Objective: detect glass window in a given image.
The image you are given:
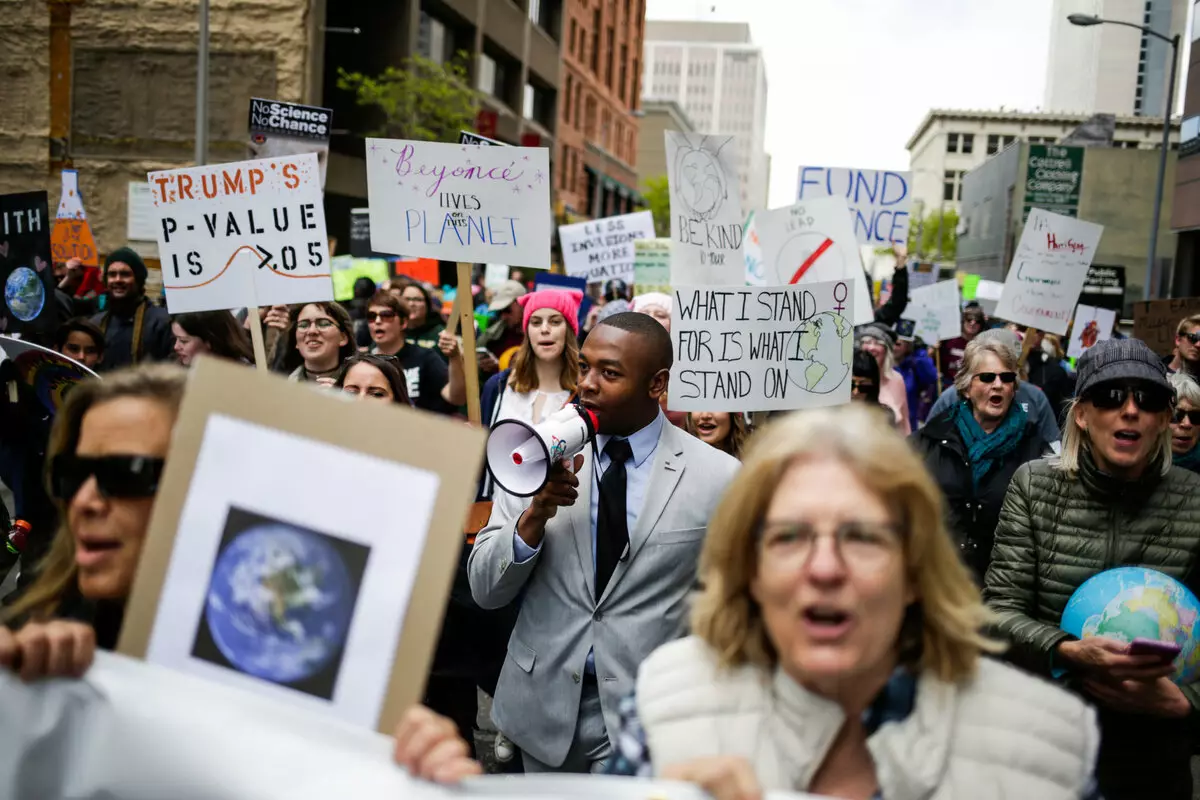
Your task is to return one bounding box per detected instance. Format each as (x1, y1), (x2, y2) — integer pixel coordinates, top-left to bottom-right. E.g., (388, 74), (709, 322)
(943, 170), (956, 202)
(523, 84), (535, 119)
(946, 133), (959, 154)
(961, 133), (974, 154)
(987, 134), (999, 155)
(529, 0), (541, 25)
(477, 53), (497, 95)
(417, 12), (448, 65)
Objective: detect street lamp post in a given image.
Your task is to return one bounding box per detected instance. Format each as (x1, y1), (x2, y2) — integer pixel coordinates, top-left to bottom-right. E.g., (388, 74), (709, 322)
(1069, 13), (1180, 300)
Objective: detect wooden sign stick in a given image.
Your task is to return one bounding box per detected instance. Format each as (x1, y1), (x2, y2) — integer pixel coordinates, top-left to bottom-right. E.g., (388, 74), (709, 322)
(1017, 326), (1037, 371)
(456, 262), (482, 424)
(247, 304), (269, 371)
(933, 346), (943, 395)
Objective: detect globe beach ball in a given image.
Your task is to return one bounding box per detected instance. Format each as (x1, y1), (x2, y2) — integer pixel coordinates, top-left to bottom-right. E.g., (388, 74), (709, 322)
(1061, 566), (1200, 683)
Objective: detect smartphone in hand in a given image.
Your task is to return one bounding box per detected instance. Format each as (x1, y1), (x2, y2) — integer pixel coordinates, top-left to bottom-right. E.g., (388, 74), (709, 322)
(1129, 638), (1182, 661)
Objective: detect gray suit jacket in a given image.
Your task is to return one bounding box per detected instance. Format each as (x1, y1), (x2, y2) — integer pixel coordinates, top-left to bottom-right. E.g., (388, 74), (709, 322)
(467, 421), (740, 768)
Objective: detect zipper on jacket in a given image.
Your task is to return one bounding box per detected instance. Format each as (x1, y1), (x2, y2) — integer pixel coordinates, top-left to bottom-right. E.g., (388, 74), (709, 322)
(1103, 504), (1118, 568)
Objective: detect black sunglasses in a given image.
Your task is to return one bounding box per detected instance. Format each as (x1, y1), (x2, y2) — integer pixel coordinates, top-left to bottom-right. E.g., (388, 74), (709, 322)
(366, 310), (399, 322)
(1183, 332), (1200, 345)
(1086, 383), (1173, 413)
(974, 372), (1017, 385)
(1174, 409), (1200, 425)
(51, 454), (165, 501)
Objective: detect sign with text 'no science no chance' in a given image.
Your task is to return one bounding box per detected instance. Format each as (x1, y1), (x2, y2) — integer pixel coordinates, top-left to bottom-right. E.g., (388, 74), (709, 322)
(670, 278), (854, 414)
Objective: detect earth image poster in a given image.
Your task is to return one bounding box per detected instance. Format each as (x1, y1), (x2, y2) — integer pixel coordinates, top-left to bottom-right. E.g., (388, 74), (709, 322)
(0, 191), (53, 335)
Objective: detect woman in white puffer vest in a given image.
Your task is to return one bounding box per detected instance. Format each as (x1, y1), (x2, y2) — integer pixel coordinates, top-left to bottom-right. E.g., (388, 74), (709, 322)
(394, 405), (1103, 799)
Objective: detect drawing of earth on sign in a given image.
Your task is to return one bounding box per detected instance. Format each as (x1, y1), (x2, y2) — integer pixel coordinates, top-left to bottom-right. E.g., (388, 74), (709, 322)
(773, 231), (850, 286)
(790, 312), (852, 394)
(5, 267), (46, 322)
(673, 144), (728, 220)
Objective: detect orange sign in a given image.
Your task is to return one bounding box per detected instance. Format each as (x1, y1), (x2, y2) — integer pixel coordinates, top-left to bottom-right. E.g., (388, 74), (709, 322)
(394, 257), (439, 284)
(51, 218), (99, 267)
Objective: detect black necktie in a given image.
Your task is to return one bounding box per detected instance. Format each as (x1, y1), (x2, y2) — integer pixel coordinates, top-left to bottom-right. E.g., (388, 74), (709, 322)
(595, 438), (633, 600)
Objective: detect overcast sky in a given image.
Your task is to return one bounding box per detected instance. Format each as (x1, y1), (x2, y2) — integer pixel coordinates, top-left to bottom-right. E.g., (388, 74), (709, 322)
(645, 0), (1055, 206)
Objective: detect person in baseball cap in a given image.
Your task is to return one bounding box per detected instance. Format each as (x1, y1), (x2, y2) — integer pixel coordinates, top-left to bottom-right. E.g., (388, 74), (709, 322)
(476, 279), (529, 375)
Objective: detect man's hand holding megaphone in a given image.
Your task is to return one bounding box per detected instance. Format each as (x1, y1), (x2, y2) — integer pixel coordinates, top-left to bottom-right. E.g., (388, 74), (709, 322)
(516, 453), (585, 549)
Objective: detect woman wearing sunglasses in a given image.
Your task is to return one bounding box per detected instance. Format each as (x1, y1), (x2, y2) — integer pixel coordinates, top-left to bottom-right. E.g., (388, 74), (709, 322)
(0, 365), (185, 680)
(282, 302), (357, 382)
(914, 337), (1046, 581)
(984, 338), (1200, 800)
(1168, 373), (1200, 473)
(333, 353), (412, 405)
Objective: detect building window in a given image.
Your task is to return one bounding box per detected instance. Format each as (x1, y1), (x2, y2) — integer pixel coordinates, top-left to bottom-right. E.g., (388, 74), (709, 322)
(523, 81), (555, 128)
(477, 53), (497, 96)
(943, 170), (966, 202)
(591, 10), (601, 73)
(618, 44), (628, 102)
(564, 73), (573, 120)
(570, 19), (577, 57)
(631, 57), (640, 109)
(417, 12), (449, 65)
(961, 133), (974, 154)
(946, 133), (960, 153)
(986, 134), (999, 155)
(573, 81), (582, 127)
(529, 0), (541, 25)
(605, 27), (615, 87)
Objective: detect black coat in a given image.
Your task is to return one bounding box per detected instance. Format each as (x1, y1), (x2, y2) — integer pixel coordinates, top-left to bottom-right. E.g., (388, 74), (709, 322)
(1026, 351), (1076, 422)
(912, 407), (1047, 580)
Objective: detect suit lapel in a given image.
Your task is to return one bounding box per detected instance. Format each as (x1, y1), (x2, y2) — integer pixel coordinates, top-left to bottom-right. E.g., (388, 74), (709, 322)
(572, 446), (596, 602)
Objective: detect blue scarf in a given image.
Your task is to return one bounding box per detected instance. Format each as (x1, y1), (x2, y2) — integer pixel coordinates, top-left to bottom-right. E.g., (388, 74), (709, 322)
(952, 399), (1028, 490)
(1174, 446), (1200, 474)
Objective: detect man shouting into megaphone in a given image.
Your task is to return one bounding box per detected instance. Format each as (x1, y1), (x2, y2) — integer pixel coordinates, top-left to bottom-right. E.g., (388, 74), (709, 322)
(468, 312), (740, 774)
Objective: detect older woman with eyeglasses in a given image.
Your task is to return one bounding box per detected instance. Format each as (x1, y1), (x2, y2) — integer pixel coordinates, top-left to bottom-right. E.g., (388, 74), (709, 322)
(393, 405), (1102, 798)
(1168, 373), (1200, 473)
(913, 336), (1047, 581)
(984, 338), (1200, 800)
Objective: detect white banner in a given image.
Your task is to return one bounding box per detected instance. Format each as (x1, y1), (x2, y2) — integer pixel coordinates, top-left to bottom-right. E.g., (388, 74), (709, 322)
(796, 166), (912, 246)
(365, 138), (551, 269)
(1067, 303), (1117, 359)
(905, 279), (961, 344)
(558, 210), (655, 283)
(666, 132), (745, 285)
(670, 279), (854, 413)
(148, 153), (332, 313)
(993, 209), (1104, 336)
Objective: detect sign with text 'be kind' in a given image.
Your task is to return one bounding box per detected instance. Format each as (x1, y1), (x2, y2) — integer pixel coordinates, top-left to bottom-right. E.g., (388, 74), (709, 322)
(993, 208), (1104, 337)
(148, 153), (332, 313)
(558, 210), (655, 283)
(666, 132), (744, 285)
(365, 138), (551, 269)
(796, 167), (912, 246)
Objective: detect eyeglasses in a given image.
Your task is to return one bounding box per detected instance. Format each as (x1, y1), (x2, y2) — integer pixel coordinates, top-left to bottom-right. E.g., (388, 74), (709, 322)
(50, 454), (165, 501)
(1173, 409), (1200, 425)
(758, 520), (901, 571)
(296, 319), (336, 331)
(974, 372), (1017, 385)
(851, 379), (876, 396)
(1086, 383), (1173, 413)
(366, 310), (399, 322)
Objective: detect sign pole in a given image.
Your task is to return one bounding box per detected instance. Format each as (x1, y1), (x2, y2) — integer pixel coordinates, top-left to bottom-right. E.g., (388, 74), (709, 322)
(933, 347), (943, 395)
(247, 303), (269, 371)
(456, 262), (481, 424)
(1018, 326), (1037, 372)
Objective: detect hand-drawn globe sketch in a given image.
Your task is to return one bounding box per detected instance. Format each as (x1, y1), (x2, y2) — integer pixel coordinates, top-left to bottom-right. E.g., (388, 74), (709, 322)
(4, 267), (45, 322)
(788, 311), (853, 394)
(772, 231), (850, 286)
(673, 145), (727, 220)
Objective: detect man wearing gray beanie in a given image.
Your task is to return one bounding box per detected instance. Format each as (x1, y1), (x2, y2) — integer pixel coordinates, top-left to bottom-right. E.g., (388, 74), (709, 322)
(89, 247), (174, 370)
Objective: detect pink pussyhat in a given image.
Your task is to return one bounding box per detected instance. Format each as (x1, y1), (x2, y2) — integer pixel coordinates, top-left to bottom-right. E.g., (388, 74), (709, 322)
(518, 289), (584, 336)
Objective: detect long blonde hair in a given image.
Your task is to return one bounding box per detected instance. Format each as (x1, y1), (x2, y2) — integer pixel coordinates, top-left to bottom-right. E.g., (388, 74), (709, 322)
(1055, 396), (1173, 478)
(3, 364), (187, 624)
(690, 404), (1001, 683)
(686, 412), (749, 460)
(508, 318), (579, 394)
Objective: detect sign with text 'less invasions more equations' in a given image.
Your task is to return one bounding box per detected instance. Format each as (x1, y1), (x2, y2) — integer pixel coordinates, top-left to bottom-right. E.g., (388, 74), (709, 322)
(365, 138), (551, 270)
(558, 210), (655, 283)
(634, 238), (671, 294)
(670, 279), (854, 413)
(796, 166), (912, 246)
(666, 132), (744, 285)
(992, 208), (1103, 336)
(148, 153), (332, 313)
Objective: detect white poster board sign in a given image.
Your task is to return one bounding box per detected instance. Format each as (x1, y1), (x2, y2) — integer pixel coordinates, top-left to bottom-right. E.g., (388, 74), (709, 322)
(148, 153), (331, 313)
(796, 166), (912, 246)
(666, 132), (745, 285)
(365, 138), (551, 269)
(1067, 303), (1117, 359)
(906, 279), (961, 344)
(743, 211), (765, 285)
(993, 209), (1104, 336)
(753, 196), (873, 326)
(670, 279), (854, 413)
(558, 210), (655, 283)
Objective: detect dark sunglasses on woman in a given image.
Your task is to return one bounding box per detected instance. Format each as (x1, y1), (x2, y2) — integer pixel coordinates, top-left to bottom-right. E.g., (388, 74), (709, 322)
(974, 372), (1017, 385)
(1173, 409), (1200, 426)
(1086, 383), (1173, 413)
(366, 310), (399, 322)
(50, 454), (165, 501)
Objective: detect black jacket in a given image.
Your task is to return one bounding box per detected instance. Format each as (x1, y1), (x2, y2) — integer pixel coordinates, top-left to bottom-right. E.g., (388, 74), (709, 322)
(1026, 351), (1076, 422)
(912, 407), (1046, 580)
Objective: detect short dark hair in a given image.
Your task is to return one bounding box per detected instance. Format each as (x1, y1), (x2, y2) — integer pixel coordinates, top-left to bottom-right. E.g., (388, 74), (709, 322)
(54, 318), (106, 355)
(368, 291), (409, 322)
(597, 311), (673, 372)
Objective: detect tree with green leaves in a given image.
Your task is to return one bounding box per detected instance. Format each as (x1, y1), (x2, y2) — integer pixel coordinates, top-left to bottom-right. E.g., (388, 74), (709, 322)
(908, 208), (959, 261)
(337, 54), (478, 143)
(643, 174), (670, 238)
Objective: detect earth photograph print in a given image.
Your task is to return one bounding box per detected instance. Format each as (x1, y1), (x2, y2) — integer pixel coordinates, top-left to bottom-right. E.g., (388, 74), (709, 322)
(191, 507), (370, 701)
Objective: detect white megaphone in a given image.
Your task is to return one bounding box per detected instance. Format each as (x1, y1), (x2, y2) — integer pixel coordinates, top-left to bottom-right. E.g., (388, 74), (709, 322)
(486, 404), (599, 497)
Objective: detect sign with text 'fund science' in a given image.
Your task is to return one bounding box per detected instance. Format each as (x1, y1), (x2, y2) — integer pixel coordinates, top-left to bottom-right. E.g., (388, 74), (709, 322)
(795, 166), (911, 246)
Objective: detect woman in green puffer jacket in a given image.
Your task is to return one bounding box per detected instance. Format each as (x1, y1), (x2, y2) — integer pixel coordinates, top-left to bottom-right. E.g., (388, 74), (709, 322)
(983, 338), (1200, 800)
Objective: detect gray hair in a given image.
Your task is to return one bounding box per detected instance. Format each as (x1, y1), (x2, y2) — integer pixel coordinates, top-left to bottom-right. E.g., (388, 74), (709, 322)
(1170, 373), (1200, 408)
(953, 338), (1020, 398)
(1054, 397), (1173, 477)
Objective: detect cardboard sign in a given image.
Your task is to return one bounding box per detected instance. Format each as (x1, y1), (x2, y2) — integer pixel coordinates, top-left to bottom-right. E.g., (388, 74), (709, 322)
(992, 209), (1103, 336)
(148, 152), (332, 313)
(558, 210), (655, 283)
(665, 132), (744, 285)
(670, 279), (855, 413)
(633, 238), (671, 294)
(796, 166), (912, 246)
(365, 138), (551, 270)
(1133, 297), (1200, 356)
(906, 279), (961, 344)
(127, 181), (159, 242)
(753, 196), (873, 326)
(1067, 304), (1117, 359)
(51, 170), (99, 267)
(0, 191), (53, 334)
(248, 98), (332, 187)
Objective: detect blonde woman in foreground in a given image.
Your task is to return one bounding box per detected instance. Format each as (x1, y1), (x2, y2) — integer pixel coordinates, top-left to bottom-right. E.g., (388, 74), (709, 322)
(393, 405), (1102, 799)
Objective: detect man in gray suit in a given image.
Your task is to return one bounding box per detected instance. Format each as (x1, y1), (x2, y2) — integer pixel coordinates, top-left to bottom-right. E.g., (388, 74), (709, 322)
(469, 313), (740, 773)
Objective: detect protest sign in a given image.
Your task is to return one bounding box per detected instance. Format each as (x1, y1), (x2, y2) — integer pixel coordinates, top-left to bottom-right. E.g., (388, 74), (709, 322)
(633, 238), (671, 294)
(960, 273), (981, 301)
(459, 130), (506, 147)
(350, 208), (396, 259)
(484, 263), (509, 289)
(248, 98), (332, 187)
(665, 131), (744, 285)
(743, 211), (765, 285)
(992, 209), (1103, 336)
(51, 169), (99, 267)
(0, 191), (53, 334)
(670, 279), (855, 413)
(558, 210), (655, 283)
(148, 153), (331, 314)
(127, 181), (159, 242)
(796, 166), (912, 246)
(908, 262), (939, 291)
(906, 279), (961, 344)
(753, 196), (873, 326)
(1134, 297), (1200, 356)
(1067, 304), (1117, 359)
(331, 255), (389, 302)
(365, 138), (551, 270)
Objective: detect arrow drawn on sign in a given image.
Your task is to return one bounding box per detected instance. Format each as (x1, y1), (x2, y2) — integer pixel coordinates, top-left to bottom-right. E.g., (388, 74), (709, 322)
(789, 237), (834, 285)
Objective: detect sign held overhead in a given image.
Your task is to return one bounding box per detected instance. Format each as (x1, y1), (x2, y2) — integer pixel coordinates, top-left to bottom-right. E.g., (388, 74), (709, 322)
(666, 132), (744, 285)
(558, 210), (655, 283)
(796, 166), (912, 246)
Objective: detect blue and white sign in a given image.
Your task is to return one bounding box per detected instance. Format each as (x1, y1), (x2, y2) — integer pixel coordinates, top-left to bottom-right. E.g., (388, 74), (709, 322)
(796, 167), (912, 246)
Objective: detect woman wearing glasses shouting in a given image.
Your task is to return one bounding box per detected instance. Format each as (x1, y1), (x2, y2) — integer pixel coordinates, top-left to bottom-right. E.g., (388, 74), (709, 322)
(0, 364), (186, 680)
(984, 338), (1200, 800)
(913, 336), (1047, 581)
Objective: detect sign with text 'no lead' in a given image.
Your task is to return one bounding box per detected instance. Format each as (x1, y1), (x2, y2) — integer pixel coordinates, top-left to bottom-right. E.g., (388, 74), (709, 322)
(670, 279), (854, 413)
(558, 210), (655, 283)
(365, 138), (551, 270)
(149, 153), (331, 314)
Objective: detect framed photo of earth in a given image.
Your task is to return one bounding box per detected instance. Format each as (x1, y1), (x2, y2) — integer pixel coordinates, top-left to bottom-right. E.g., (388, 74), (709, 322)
(0, 191), (54, 335)
(118, 357), (487, 733)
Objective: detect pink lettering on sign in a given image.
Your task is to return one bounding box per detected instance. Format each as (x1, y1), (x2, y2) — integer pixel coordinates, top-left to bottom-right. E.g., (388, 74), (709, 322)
(393, 144), (525, 197)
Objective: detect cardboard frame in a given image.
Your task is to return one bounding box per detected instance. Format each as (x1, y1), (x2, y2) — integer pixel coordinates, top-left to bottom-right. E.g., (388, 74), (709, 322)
(117, 357), (485, 733)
